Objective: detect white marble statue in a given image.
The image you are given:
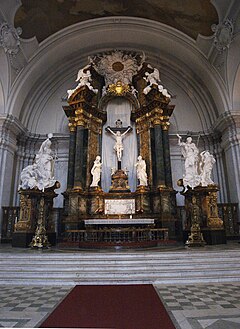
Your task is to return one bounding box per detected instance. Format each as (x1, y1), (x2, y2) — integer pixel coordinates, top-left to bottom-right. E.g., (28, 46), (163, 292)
(67, 65), (98, 98)
(143, 67), (170, 98)
(19, 163), (41, 190)
(90, 156), (102, 187)
(177, 134), (201, 189)
(135, 155), (148, 186)
(19, 133), (56, 191)
(106, 126), (132, 162)
(200, 151), (216, 186)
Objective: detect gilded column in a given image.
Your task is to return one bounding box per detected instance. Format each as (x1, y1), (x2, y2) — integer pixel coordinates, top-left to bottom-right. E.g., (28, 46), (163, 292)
(74, 109), (86, 190)
(152, 118), (165, 187)
(162, 121), (172, 187)
(67, 117), (76, 189)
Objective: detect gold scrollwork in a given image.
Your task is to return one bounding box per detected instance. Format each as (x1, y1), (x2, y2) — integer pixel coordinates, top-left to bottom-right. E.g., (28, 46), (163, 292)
(107, 81), (130, 96)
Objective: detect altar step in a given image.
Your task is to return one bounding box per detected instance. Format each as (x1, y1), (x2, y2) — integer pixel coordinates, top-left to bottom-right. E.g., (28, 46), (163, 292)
(1, 248), (240, 285)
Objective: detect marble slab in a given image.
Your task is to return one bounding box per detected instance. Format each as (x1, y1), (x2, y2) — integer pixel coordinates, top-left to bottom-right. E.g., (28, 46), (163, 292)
(105, 199), (135, 215)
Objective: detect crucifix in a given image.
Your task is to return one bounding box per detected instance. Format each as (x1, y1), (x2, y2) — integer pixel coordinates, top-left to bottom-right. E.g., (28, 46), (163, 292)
(106, 119), (132, 170)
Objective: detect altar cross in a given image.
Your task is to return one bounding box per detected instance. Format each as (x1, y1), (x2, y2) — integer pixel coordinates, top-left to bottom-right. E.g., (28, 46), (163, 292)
(106, 121), (132, 170)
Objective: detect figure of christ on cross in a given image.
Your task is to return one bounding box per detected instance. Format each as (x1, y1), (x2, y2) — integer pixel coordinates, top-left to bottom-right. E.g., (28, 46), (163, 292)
(106, 125), (132, 169)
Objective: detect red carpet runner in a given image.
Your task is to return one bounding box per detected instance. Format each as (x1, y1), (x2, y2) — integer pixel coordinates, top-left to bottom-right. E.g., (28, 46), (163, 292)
(40, 284), (176, 329)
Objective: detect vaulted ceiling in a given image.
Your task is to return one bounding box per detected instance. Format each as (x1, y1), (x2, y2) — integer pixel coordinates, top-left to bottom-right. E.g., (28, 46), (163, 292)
(15, 0), (218, 42)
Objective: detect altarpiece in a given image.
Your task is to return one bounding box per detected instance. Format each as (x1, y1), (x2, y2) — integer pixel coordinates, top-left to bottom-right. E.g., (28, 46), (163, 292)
(63, 50), (176, 246)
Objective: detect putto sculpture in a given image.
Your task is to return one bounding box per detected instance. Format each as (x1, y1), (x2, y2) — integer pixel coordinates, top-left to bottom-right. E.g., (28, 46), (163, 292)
(19, 133), (57, 191)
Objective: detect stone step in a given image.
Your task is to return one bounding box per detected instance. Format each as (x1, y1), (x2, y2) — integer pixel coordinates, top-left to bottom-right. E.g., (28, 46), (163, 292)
(1, 253), (240, 262)
(1, 248), (240, 285)
(1, 262), (240, 271)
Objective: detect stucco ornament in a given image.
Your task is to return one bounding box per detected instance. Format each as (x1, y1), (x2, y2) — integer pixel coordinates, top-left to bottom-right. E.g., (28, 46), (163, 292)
(211, 18), (234, 52)
(90, 50), (145, 86)
(19, 133), (57, 191)
(0, 22), (22, 55)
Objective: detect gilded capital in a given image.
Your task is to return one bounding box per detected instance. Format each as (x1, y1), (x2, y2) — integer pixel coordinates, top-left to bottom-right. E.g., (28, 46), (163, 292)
(162, 122), (170, 131)
(68, 117), (76, 132)
(75, 108), (86, 127)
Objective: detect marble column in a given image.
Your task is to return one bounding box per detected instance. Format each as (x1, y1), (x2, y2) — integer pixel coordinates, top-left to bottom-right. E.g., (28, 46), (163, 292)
(214, 111), (240, 213)
(0, 115), (24, 239)
(73, 110), (86, 190)
(67, 118), (76, 189)
(162, 123), (172, 187)
(152, 121), (165, 187)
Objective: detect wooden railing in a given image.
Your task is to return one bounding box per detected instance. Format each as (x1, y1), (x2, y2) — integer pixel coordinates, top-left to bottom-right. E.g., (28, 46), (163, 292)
(65, 228), (169, 244)
(176, 203), (239, 238)
(1, 203), (239, 243)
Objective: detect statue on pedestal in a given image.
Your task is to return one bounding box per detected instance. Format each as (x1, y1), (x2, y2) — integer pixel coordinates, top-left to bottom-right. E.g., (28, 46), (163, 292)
(135, 156), (148, 186)
(177, 134), (201, 189)
(90, 156), (102, 188)
(19, 133), (56, 192)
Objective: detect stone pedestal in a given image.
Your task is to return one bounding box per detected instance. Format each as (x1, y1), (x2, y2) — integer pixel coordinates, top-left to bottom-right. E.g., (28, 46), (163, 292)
(109, 169), (131, 193)
(12, 184), (59, 248)
(183, 185), (226, 245)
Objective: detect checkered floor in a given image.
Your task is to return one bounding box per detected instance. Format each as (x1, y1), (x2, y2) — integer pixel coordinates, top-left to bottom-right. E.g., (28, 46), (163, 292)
(0, 286), (72, 327)
(156, 283), (240, 329)
(0, 283), (240, 328)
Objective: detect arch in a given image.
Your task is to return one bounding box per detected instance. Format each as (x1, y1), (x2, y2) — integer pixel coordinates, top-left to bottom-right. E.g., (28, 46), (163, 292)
(6, 17), (229, 134)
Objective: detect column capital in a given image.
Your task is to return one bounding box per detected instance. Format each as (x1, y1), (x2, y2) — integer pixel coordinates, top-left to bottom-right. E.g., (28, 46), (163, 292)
(68, 116), (77, 132)
(75, 108), (87, 127)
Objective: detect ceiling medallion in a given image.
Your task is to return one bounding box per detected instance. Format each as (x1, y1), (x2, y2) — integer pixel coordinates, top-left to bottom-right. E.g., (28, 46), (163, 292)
(112, 62), (124, 72)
